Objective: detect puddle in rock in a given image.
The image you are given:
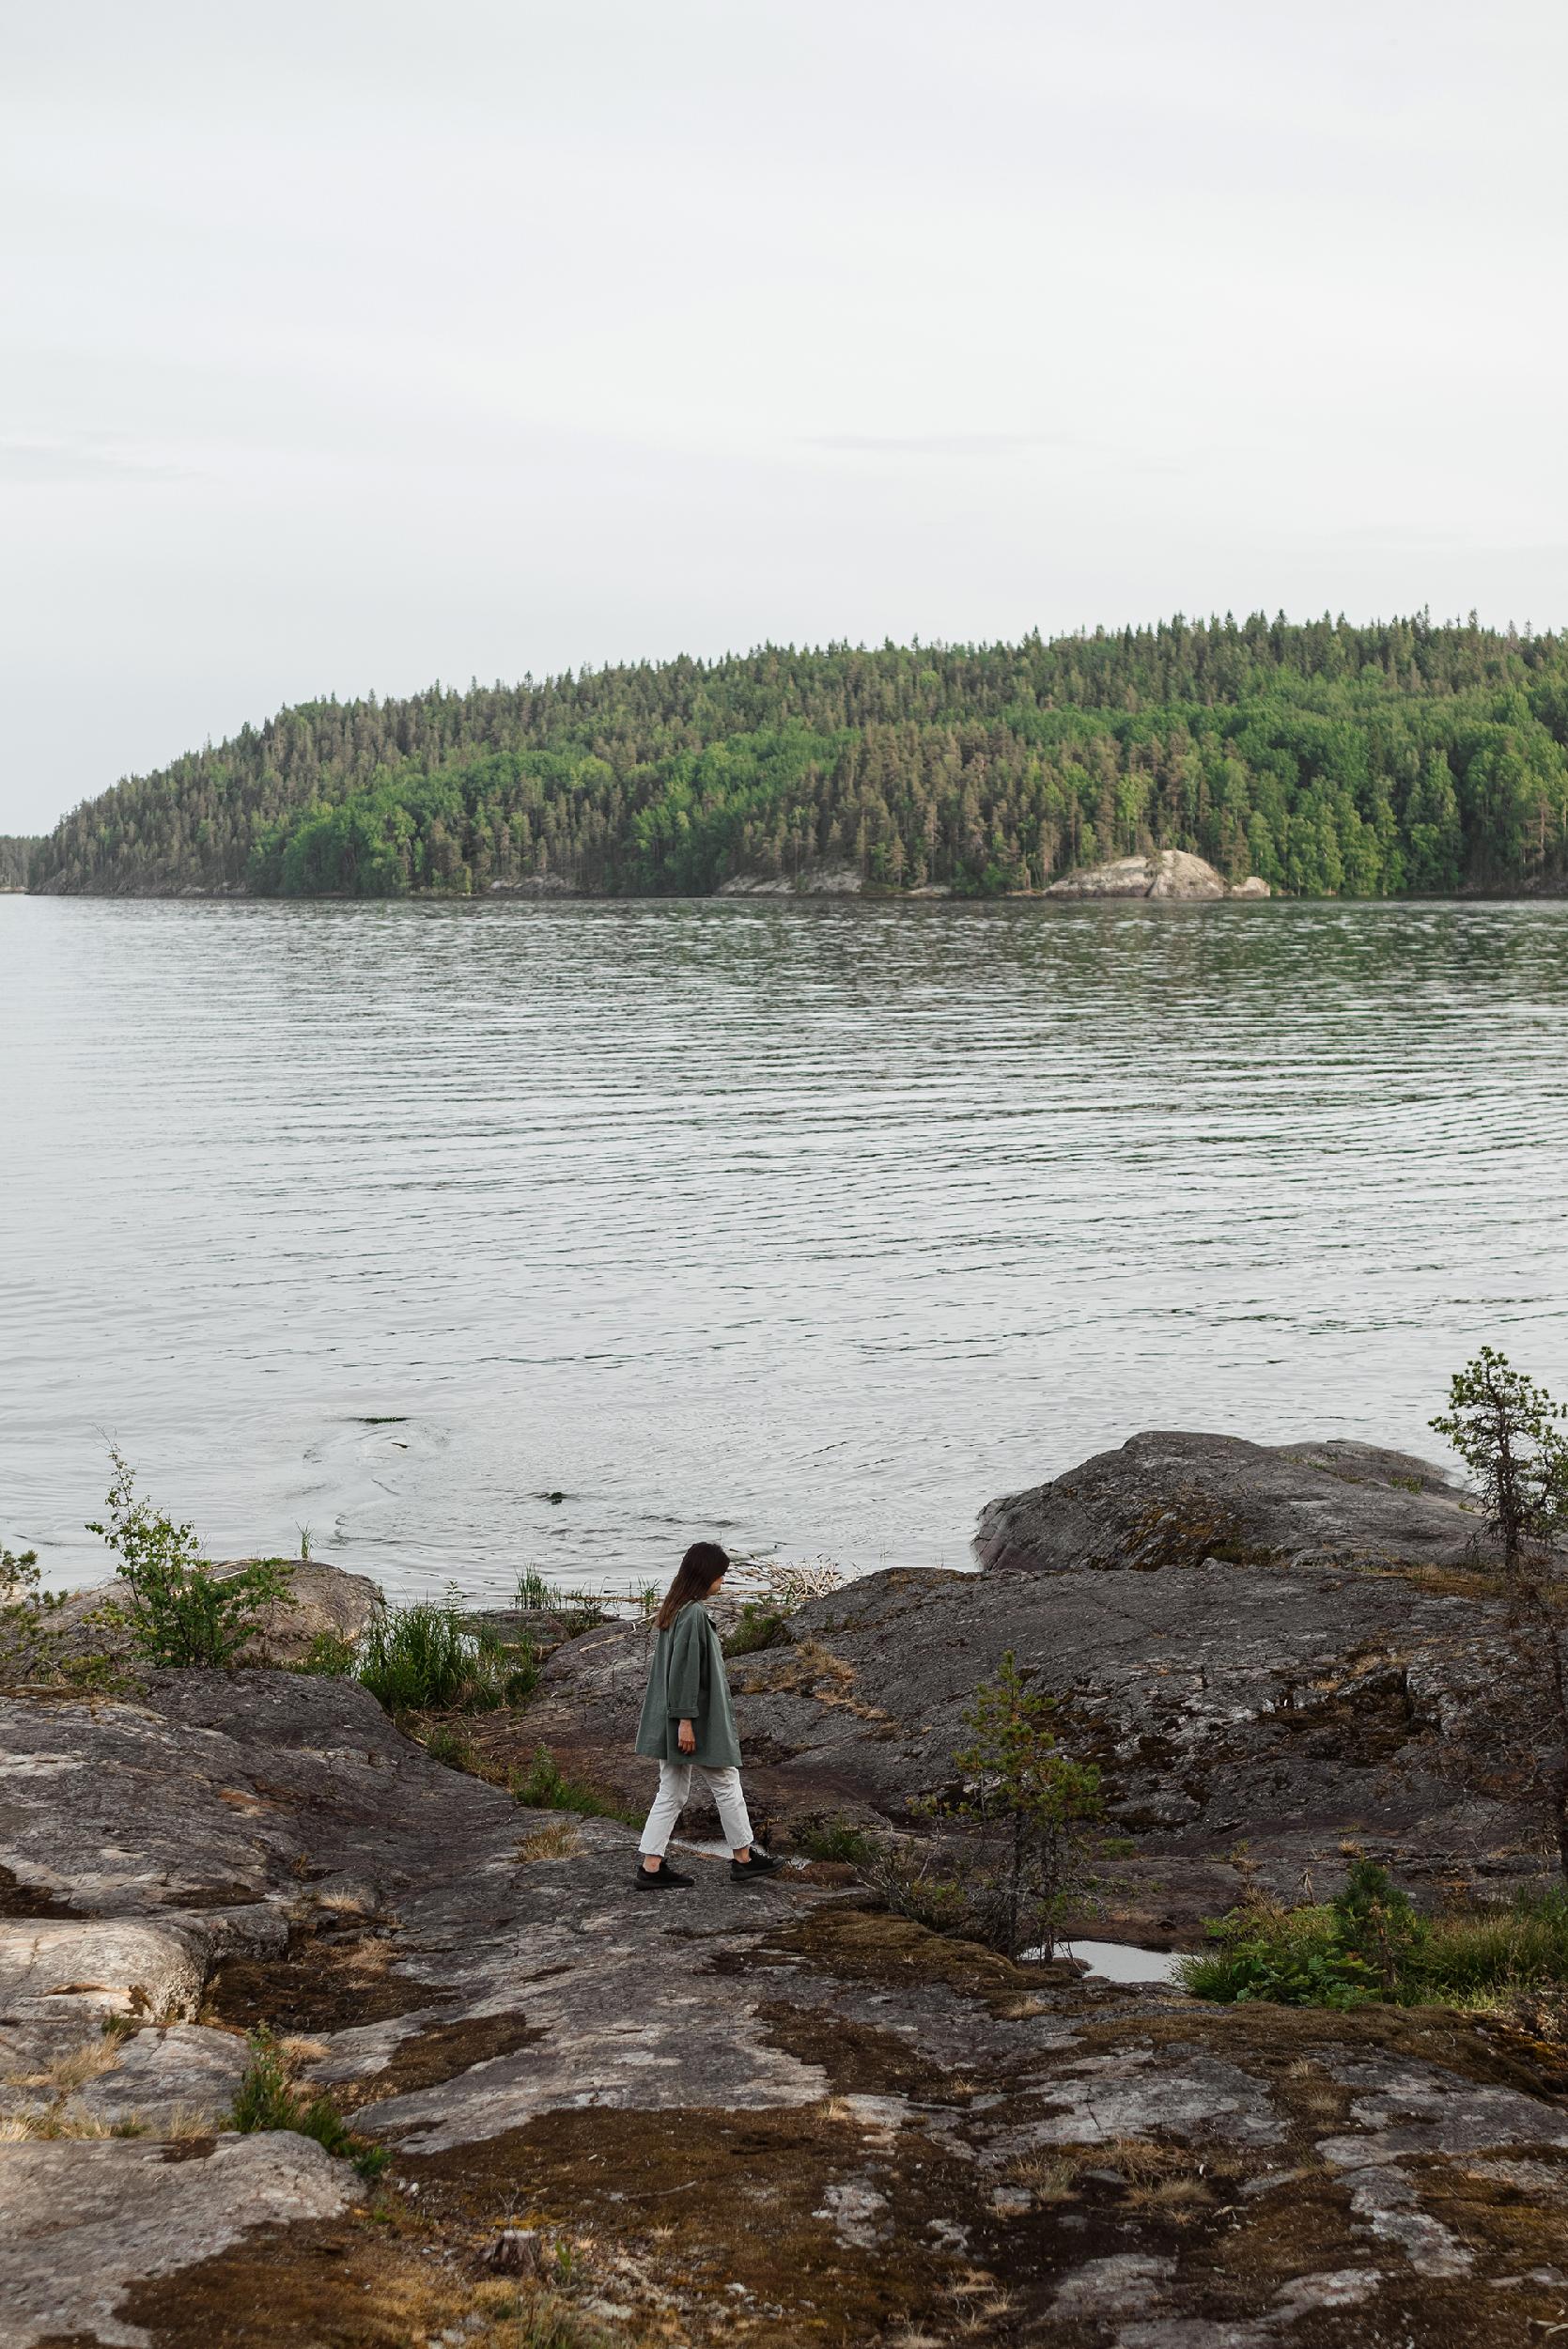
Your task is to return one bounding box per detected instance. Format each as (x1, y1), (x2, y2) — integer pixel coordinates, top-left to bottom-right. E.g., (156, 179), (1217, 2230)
(1021, 1940), (1188, 1984)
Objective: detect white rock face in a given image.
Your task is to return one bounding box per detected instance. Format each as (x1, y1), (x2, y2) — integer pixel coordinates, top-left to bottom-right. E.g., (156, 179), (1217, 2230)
(716, 863), (863, 895)
(1047, 849), (1269, 900)
(0, 1918), (206, 2025)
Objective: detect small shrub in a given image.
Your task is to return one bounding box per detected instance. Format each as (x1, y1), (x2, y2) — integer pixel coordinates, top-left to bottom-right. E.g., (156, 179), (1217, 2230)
(553, 1597), (610, 1635)
(862, 1833), (990, 1938)
(356, 1598), (532, 1714)
(87, 1449), (294, 1670)
(229, 2030), (297, 2133)
(796, 1817), (879, 1868)
(510, 1745), (634, 1822)
(230, 2029), (389, 2182)
(939, 1650), (1103, 1957)
(512, 1566), (609, 1640)
(423, 1723), (480, 1771)
(1178, 1904), (1383, 2010)
(1432, 1346), (1568, 1572)
(1182, 1864), (1568, 2011)
(722, 1601), (789, 1657)
(1, 1542), (68, 1688)
(292, 1629), (357, 1677)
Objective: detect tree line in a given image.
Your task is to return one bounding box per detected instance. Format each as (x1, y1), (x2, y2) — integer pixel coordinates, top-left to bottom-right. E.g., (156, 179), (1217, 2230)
(23, 614), (1568, 900)
(0, 837), (38, 890)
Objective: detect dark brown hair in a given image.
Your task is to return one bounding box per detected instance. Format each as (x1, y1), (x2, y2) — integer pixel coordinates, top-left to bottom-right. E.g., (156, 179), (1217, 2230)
(655, 1540), (730, 1630)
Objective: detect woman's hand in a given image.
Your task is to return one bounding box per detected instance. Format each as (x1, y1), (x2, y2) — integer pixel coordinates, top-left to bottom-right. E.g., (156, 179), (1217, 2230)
(677, 1719), (696, 1754)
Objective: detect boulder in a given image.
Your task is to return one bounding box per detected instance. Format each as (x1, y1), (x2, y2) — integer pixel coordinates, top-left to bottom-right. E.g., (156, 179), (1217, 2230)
(1047, 848), (1269, 899)
(44, 1557), (382, 1668)
(972, 1430), (1494, 1577)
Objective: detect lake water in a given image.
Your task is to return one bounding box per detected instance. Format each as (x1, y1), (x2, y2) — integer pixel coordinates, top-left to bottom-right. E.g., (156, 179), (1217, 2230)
(4, 895), (1567, 1605)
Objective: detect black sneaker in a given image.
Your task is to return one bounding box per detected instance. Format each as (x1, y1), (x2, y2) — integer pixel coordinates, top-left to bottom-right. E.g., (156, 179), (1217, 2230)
(729, 1849), (779, 1883)
(634, 1859), (693, 1890)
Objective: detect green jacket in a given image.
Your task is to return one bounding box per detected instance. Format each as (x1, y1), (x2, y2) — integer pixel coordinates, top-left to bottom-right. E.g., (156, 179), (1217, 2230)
(634, 1601), (741, 1770)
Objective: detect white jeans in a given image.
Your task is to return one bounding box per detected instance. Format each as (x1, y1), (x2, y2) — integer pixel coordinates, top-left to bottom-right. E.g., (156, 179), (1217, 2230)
(639, 1759), (753, 1858)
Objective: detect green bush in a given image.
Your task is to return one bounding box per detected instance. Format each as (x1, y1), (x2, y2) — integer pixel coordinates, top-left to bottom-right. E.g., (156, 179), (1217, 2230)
(796, 1817), (879, 1868)
(1181, 1862), (1568, 2010)
(722, 1601), (788, 1657)
(231, 2030), (388, 2182)
(1419, 1889), (1568, 1999)
(356, 1599), (535, 1715)
(940, 1649), (1103, 1957)
(510, 1745), (634, 1822)
(87, 1450), (293, 1670)
(423, 1723), (481, 1772)
(555, 1599), (609, 1639)
(1, 1542), (69, 1689)
(862, 1833), (991, 1939)
(513, 1567), (609, 1639)
(292, 1629), (358, 1677)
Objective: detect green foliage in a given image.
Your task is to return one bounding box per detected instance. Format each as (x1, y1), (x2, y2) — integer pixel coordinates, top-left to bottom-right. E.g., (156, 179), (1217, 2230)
(356, 1597), (535, 1714)
(722, 1601), (789, 1657)
(512, 1567), (609, 1639)
(86, 1450), (293, 1670)
(552, 1597), (610, 1639)
(0, 1542), (67, 1688)
(862, 1833), (991, 1938)
(941, 1649), (1104, 1957)
(423, 1723), (481, 1772)
(1418, 1888), (1568, 1999)
(291, 1628), (358, 1677)
(230, 2029), (389, 2181)
(509, 1745), (635, 1822)
(0, 835), (38, 890)
(1432, 1347), (1568, 1569)
(794, 1816), (880, 1868)
(29, 617), (1568, 902)
(1181, 1862), (1568, 2010)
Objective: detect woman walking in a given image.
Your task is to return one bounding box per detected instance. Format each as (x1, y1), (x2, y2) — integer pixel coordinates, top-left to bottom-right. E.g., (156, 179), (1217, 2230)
(634, 1540), (777, 1890)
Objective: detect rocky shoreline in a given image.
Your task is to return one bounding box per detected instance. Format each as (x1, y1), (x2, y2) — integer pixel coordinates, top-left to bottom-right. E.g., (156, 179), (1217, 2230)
(7, 1432), (1568, 2347)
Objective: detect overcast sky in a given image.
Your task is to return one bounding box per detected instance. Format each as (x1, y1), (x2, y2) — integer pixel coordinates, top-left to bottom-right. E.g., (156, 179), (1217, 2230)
(3, 0), (1565, 834)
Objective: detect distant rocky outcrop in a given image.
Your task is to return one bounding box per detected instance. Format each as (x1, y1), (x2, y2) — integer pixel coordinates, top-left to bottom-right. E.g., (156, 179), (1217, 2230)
(484, 872), (580, 896)
(1047, 848), (1269, 899)
(716, 863), (864, 896)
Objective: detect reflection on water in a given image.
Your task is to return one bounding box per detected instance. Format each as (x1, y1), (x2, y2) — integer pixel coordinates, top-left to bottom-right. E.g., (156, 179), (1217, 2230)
(1056, 1941), (1188, 1985)
(3, 895), (1566, 1602)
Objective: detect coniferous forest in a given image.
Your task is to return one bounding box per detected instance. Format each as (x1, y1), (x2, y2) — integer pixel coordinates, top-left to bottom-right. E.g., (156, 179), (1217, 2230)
(23, 614), (1568, 901)
(0, 837), (39, 890)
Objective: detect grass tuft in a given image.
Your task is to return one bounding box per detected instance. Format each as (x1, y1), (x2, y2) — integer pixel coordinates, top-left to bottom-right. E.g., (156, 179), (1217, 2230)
(722, 1601), (789, 1657)
(510, 1745), (637, 1824)
(1183, 1864), (1568, 2011)
(356, 1599), (536, 1715)
(230, 2029), (390, 2182)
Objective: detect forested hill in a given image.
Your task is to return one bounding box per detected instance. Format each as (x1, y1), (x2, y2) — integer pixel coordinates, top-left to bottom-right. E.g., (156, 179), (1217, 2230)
(26, 615), (1568, 901)
(0, 837), (39, 890)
